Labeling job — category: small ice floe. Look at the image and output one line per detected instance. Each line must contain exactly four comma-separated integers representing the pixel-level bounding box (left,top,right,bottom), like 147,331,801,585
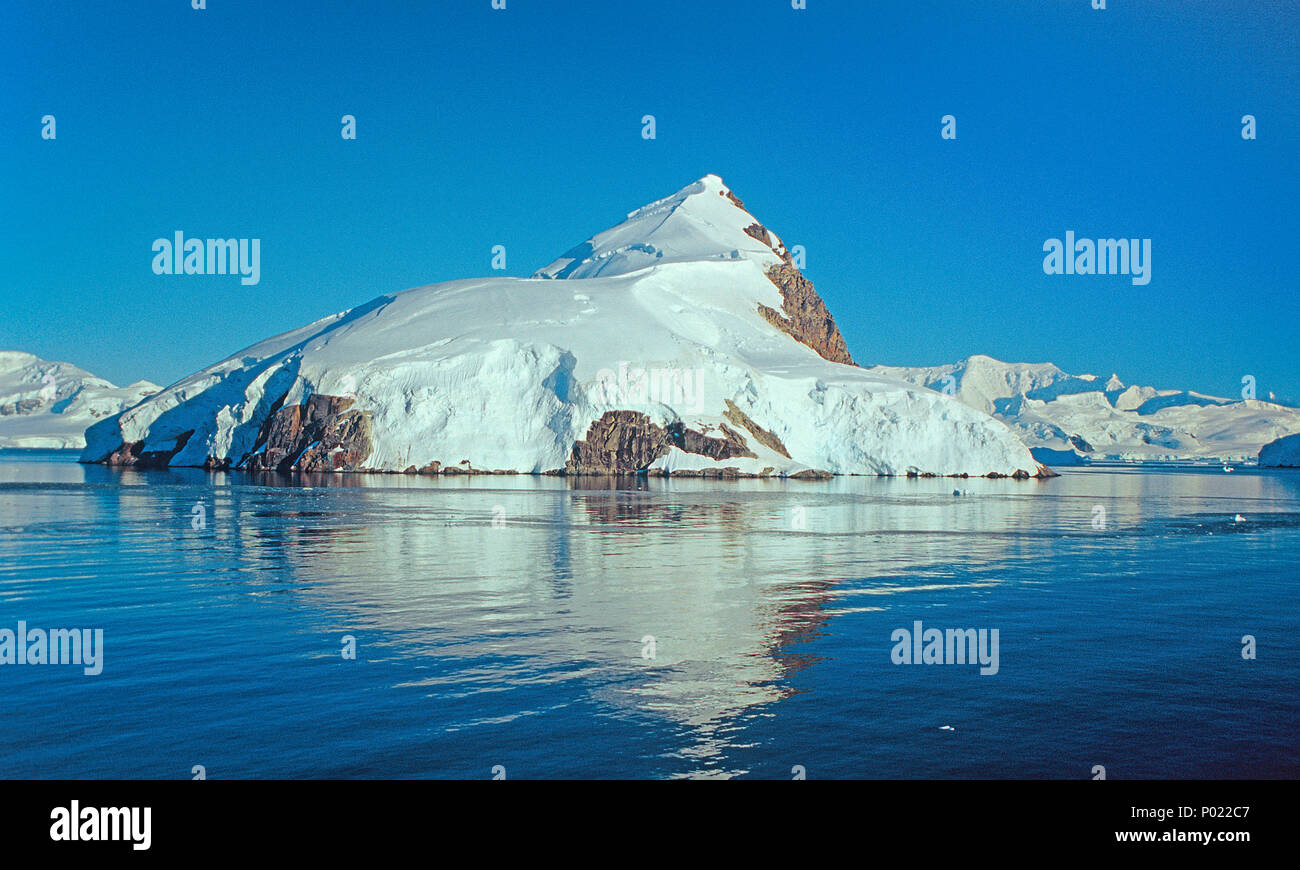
1233,514,1246,523
939,725,955,731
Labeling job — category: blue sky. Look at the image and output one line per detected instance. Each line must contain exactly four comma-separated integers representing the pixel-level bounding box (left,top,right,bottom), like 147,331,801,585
2,0,1297,401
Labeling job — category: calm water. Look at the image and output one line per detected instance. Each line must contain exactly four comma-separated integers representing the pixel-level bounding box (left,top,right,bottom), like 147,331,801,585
0,449,1296,779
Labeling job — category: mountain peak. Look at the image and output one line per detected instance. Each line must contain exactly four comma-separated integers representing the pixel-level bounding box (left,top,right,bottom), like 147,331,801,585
534,176,855,366
533,175,789,280
625,173,731,217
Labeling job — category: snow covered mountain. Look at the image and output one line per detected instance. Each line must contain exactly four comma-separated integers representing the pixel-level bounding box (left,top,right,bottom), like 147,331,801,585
870,354,1300,464
81,175,1048,479
0,351,159,448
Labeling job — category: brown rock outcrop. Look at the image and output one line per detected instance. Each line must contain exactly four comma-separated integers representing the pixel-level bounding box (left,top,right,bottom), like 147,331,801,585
758,263,856,366
742,221,773,247
0,398,44,416
241,394,373,473
566,411,670,474
104,430,196,468
722,399,791,459
713,182,855,367
565,410,758,474
672,422,755,462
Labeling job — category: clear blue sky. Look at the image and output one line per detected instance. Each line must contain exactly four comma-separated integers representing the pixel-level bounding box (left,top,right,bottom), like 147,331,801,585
2,0,1296,401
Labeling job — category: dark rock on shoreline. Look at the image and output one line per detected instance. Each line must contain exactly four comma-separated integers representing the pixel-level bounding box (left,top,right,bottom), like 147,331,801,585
241,394,373,473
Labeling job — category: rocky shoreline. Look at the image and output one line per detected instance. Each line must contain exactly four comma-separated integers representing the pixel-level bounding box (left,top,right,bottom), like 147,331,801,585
85,395,1054,479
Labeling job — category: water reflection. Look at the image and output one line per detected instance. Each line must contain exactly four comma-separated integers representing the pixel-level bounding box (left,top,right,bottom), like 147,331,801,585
3,451,1298,777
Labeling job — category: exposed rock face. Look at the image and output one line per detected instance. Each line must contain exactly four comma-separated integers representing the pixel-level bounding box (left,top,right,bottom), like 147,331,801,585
0,398,44,416
742,222,773,248
104,430,195,468
674,422,756,462
723,399,791,459
96,393,374,474
565,410,757,474
241,394,373,472
566,411,668,473
714,189,855,367
788,468,833,480
758,263,856,367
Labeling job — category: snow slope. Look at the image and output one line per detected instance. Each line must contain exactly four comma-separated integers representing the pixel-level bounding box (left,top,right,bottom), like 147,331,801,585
872,354,1300,463
1259,433,1300,467
0,351,159,448
82,175,1045,478
534,175,790,280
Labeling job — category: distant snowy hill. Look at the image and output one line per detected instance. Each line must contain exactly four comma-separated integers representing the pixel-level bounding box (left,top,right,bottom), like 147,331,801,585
0,351,159,448
870,354,1300,463
82,175,1047,478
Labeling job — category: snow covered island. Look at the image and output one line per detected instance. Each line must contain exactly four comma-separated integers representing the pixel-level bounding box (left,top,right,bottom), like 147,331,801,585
81,175,1051,479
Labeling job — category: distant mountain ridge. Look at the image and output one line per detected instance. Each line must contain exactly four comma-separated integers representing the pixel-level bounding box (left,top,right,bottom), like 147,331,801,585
0,351,159,448
870,354,1300,463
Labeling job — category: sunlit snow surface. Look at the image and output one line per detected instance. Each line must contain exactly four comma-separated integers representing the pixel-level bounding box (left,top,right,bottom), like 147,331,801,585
873,354,1300,463
0,352,157,449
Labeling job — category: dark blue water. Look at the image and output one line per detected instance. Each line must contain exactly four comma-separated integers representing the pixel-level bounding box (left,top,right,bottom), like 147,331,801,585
1,449,1296,779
